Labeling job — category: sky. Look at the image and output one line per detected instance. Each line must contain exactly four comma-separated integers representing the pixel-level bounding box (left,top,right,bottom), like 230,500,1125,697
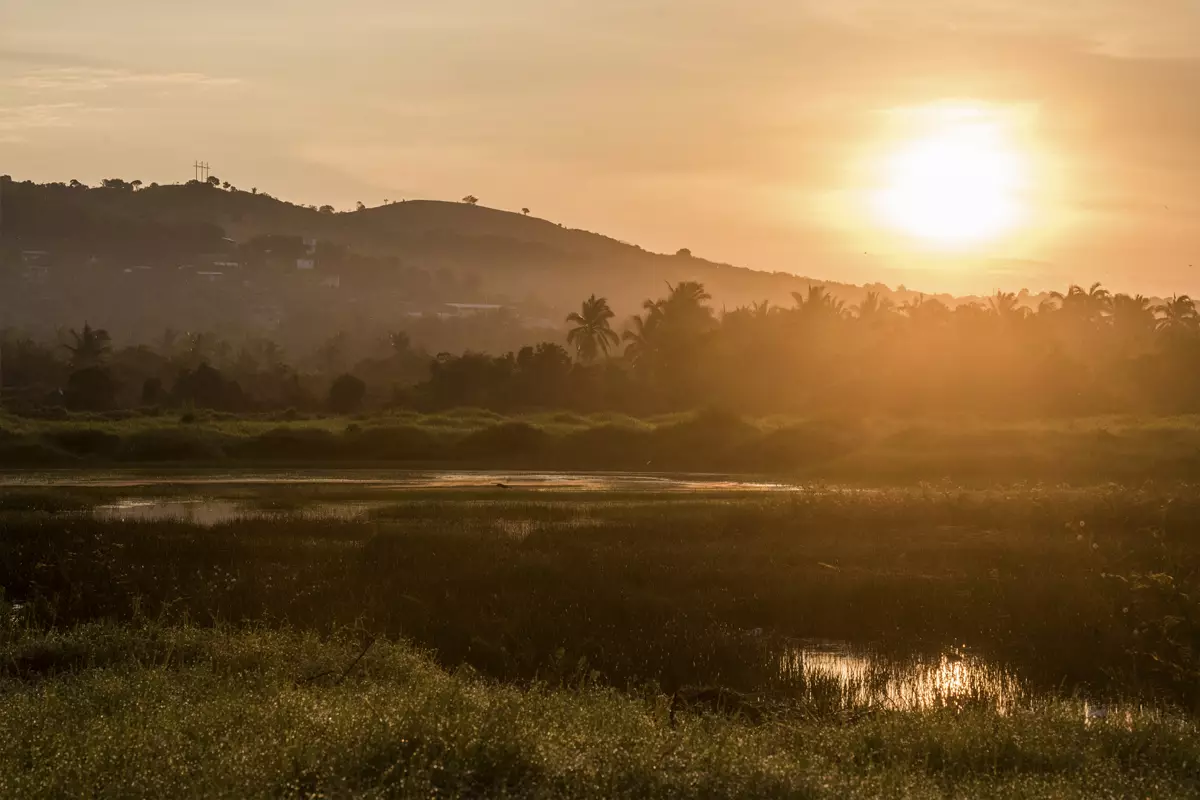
2,1,1199,295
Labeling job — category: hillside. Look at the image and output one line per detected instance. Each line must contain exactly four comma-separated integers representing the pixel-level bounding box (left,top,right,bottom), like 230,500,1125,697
0,176,965,347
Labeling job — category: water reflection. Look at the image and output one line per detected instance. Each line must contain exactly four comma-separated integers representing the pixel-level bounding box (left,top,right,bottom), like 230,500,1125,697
4,470,800,493
779,640,1026,713
93,499,372,526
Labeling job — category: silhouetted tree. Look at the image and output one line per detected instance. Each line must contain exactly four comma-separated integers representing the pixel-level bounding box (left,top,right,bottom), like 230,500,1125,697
328,373,367,413
64,324,112,369
462,195,479,205
566,295,620,362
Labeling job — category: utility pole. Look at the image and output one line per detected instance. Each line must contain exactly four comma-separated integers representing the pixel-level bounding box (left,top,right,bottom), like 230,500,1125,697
193,161,211,183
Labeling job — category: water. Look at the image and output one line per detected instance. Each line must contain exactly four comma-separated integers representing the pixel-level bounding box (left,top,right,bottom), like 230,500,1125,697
0,469,800,493
92,498,375,526
780,640,1027,713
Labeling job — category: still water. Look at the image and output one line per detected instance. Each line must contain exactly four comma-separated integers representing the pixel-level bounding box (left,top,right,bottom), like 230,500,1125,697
1,469,799,493
92,498,375,525
781,640,1026,713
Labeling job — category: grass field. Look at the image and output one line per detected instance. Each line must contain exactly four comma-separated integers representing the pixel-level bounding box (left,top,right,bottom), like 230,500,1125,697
2,623,1197,799
8,407,1200,481
1,482,1198,795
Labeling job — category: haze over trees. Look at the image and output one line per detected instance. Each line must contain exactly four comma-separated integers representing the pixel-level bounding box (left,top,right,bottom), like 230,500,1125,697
4,277,1200,418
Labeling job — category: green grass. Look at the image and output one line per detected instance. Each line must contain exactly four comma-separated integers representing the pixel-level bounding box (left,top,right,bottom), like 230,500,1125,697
0,623,1197,799
8,408,1200,480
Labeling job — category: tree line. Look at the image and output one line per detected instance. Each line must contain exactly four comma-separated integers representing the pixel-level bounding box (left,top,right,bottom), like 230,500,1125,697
5,281,1200,417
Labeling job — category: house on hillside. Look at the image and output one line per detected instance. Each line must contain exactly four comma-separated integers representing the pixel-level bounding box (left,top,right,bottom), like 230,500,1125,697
443,303,504,316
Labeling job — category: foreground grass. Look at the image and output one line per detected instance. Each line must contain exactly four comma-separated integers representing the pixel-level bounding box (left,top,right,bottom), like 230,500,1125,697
1,624,1197,799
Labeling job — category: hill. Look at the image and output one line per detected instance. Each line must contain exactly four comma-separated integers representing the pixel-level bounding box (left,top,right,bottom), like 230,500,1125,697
0,176,965,348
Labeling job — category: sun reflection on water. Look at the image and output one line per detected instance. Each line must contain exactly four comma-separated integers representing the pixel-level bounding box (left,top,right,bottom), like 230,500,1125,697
779,641,1026,713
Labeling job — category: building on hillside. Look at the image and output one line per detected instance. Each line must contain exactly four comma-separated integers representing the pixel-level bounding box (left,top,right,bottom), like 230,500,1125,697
443,302,504,316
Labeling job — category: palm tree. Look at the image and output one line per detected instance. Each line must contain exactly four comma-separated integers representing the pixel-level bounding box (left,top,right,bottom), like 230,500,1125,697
665,281,712,310
566,295,620,362
1154,295,1198,334
622,312,658,365
986,290,1025,320
1050,282,1111,324
790,285,846,319
854,291,894,322
1111,293,1157,342
64,323,112,369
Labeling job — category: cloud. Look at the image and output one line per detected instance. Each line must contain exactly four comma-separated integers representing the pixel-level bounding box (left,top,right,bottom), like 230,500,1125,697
4,67,242,92
0,103,112,142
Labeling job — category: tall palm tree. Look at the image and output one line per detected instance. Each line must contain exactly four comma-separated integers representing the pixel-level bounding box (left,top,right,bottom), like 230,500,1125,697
566,295,620,362
1050,282,1111,324
1154,294,1199,334
664,281,712,313
854,291,894,322
1111,293,1157,342
986,290,1025,320
622,312,658,365
791,285,846,319
64,323,112,369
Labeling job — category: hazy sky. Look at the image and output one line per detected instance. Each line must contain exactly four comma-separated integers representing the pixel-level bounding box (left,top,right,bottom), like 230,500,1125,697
3,1,1199,294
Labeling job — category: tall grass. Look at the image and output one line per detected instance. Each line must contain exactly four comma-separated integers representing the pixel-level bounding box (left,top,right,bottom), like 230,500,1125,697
0,623,1197,799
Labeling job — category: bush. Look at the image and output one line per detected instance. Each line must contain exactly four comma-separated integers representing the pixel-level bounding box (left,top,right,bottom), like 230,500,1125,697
456,422,550,459
64,367,119,412
0,438,77,466
42,429,123,458
119,429,226,462
231,427,345,461
345,425,445,460
328,374,367,414
557,424,652,468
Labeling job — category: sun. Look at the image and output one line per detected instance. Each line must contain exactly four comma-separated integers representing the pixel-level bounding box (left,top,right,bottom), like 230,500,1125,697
870,105,1030,248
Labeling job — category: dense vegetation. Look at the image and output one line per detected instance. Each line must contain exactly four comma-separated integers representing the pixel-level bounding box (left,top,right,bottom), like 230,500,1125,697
8,278,1200,420
1,485,1198,796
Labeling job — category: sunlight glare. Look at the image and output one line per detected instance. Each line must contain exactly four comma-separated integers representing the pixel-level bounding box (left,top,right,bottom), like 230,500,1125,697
871,104,1030,248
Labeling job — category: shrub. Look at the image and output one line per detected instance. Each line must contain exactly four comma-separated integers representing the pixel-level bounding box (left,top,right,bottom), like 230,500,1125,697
231,427,345,461
557,424,652,468
346,425,445,460
0,438,77,466
328,374,367,414
41,429,123,458
456,422,549,459
119,429,225,462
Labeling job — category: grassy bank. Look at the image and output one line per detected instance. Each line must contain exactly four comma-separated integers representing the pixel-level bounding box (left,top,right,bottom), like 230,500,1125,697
7,408,1200,480
1,623,1197,799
